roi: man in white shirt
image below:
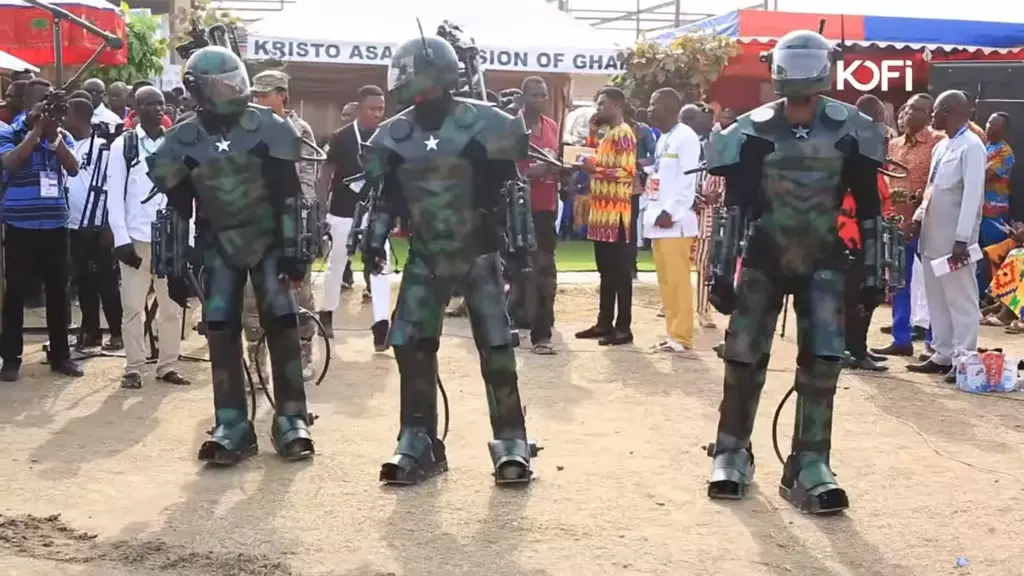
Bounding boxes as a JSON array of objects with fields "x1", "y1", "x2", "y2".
[
  {"x1": 64, "y1": 97, "x2": 123, "y2": 351},
  {"x1": 909, "y1": 90, "x2": 985, "y2": 377},
  {"x1": 644, "y1": 89, "x2": 702, "y2": 353},
  {"x1": 106, "y1": 87, "x2": 190, "y2": 390},
  {"x1": 83, "y1": 78, "x2": 123, "y2": 129}
]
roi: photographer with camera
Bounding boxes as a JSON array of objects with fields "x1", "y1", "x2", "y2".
[
  {"x1": 0, "y1": 78, "x2": 83, "y2": 381},
  {"x1": 65, "y1": 97, "x2": 124, "y2": 352}
]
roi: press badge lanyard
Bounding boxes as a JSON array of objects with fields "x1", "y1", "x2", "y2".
[{"x1": 927, "y1": 124, "x2": 968, "y2": 185}]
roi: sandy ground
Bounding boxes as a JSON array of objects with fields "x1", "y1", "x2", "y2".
[{"x1": 1, "y1": 274, "x2": 1024, "y2": 576}]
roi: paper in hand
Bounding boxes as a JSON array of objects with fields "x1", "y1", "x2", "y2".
[{"x1": 930, "y1": 244, "x2": 983, "y2": 277}]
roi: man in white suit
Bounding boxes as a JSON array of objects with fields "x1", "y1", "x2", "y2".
[{"x1": 909, "y1": 90, "x2": 985, "y2": 378}]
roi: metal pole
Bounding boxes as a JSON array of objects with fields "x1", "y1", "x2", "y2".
[
  {"x1": 53, "y1": 17, "x2": 63, "y2": 87},
  {"x1": 674, "y1": 0, "x2": 681, "y2": 27}
]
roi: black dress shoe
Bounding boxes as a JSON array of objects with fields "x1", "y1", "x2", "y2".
[
  {"x1": 944, "y1": 369, "x2": 957, "y2": 384},
  {"x1": 906, "y1": 359, "x2": 952, "y2": 374},
  {"x1": 318, "y1": 311, "x2": 334, "y2": 339},
  {"x1": 870, "y1": 343, "x2": 914, "y2": 357},
  {"x1": 880, "y1": 325, "x2": 893, "y2": 335},
  {"x1": 911, "y1": 326, "x2": 929, "y2": 342},
  {"x1": 51, "y1": 359, "x2": 84, "y2": 377},
  {"x1": 575, "y1": 324, "x2": 612, "y2": 339},
  {"x1": 866, "y1": 352, "x2": 888, "y2": 363},
  {"x1": 598, "y1": 330, "x2": 633, "y2": 346}
]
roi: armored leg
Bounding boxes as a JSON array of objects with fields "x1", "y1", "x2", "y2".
[
  {"x1": 197, "y1": 251, "x2": 257, "y2": 466},
  {"x1": 464, "y1": 253, "x2": 537, "y2": 484},
  {"x1": 780, "y1": 270, "x2": 848, "y2": 514},
  {"x1": 252, "y1": 252, "x2": 314, "y2": 461},
  {"x1": 241, "y1": 281, "x2": 268, "y2": 388},
  {"x1": 708, "y1": 267, "x2": 782, "y2": 499},
  {"x1": 380, "y1": 255, "x2": 451, "y2": 485}
]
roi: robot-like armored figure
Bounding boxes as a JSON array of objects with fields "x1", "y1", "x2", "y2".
[
  {"x1": 360, "y1": 35, "x2": 539, "y2": 485},
  {"x1": 148, "y1": 46, "x2": 314, "y2": 465},
  {"x1": 704, "y1": 31, "x2": 889, "y2": 514}
]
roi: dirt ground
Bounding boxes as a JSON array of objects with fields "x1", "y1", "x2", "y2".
[{"x1": 1, "y1": 275, "x2": 1024, "y2": 576}]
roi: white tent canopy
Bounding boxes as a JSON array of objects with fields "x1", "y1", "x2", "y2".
[
  {"x1": 0, "y1": 48, "x2": 38, "y2": 73},
  {"x1": 247, "y1": 0, "x2": 623, "y2": 75}
]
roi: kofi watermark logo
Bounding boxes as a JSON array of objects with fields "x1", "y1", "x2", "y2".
[{"x1": 836, "y1": 60, "x2": 914, "y2": 92}]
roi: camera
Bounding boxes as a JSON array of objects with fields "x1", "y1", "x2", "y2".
[
  {"x1": 41, "y1": 90, "x2": 67, "y2": 122},
  {"x1": 499, "y1": 89, "x2": 521, "y2": 115},
  {"x1": 92, "y1": 121, "x2": 125, "y2": 143}
]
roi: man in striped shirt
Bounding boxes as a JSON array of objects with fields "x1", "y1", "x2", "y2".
[{"x1": 0, "y1": 79, "x2": 84, "y2": 381}]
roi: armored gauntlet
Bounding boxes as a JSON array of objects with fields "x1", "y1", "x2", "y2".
[
  {"x1": 360, "y1": 185, "x2": 390, "y2": 276},
  {"x1": 151, "y1": 208, "x2": 193, "y2": 308},
  {"x1": 279, "y1": 196, "x2": 308, "y2": 281},
  {"x1": 859, "y1": 216, "x2": 904, "y2": 307},
  {"x1": 502, "y1": 177, "x2": 536, "y2": 258},
  {"x1": 707, "y1": 206, "x2": 747, "y2": 314}
]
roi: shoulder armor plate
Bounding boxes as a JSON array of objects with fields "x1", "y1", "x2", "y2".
[
  {"x1": 172, "y1": 121, "x2": 200, "y2": 147},
  {"x1": 705, "y1": 122, "x2": 746, "y2": 173},
  {"x1": 465, "y1": 101, "x2": 527, "y2": 162},
  {"x1": 240, "y1": 108, "x2": 262, "y2": 132},
  {"x1": 389, "y1": 117, "x2": 414, "y2": 142},
  {"x1": 823, "y1": 101, "x2": 849, "y2": 125},
  {"x1": 257, "y1": 106, "x2": 301, "y2": 161},
  {"x1": 453, "y1": 102, "x2": 478, "y2": 130}
]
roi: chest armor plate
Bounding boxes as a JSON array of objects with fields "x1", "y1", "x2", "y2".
[
  {"x1": 188, "y1": 125, "x2": 276, "y2": 269},
  {"x1": 390, "y1": 113, "x2": 480, "y2": 277},
  {"x1": 758, "y1": 127, "x2": 845, "y2": 275}
]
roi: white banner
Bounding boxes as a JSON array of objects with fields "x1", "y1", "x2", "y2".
[{"x1": 247, "y1": 36, "x2": 624, "y2": 75}]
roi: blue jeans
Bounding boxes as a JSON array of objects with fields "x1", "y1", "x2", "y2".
[{"x1": 891, "y1": 238, "x2": 931, "y2": 346}]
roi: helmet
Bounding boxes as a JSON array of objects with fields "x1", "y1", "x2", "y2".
[
  {"x1": 766, "y1": 30, "x2": 837, "y2": 98},
  {"x1": 182, "y1": 46, "x2": 250, "y2": 117},
  {"x1": 387, "y1": 35, "x2": 460, "y2": 109}
]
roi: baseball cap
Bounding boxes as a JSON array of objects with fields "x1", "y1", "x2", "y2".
[{"x1": 252, "y1": 70, "x2": 290, "y2": 93}]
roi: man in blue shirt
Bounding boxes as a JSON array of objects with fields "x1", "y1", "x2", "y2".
[{"x1": 0, "y1": 78, "x2": 84, "y2": 381}]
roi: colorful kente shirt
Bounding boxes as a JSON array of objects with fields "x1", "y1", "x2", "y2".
[
  {"x1": 585, "y1": 122, "x2": 636, "y2": 242},
  {"x1": 984, "y1": 140, "x2": 1014, "y2": 219},
  {"x1": 837, "y1": 174, "x2": 893, "y2": 251}
]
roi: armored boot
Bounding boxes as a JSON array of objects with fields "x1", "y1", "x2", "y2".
[
  {"x1": 481, "y1": 346, "x2": 539, "y2": 485},
  {"x1": 380, "y1": 345, "x2": 448, "y2": 485},
  {"x1": 707, "y1": 356, "x2": 769, "y2": 500},
  {"x1": 198, "y1": 328, "x2": 258, "y2": 466},
  {"x1": 779, "y1": 357, "x2": 848, "y2": 514},
  {"x1": 266, "y1": 325, "x2": 315, "y2": 461}
]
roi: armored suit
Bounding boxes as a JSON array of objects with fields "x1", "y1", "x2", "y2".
[
  {"x1": 704, "y1": 31, "x2": 885, "y2": 514},
  {"x1": 363, "y1": 36, "x2": 537, "y2": 486},
  {"x1": 147, "y1": 46, "x2": 314, "y2": 465}
]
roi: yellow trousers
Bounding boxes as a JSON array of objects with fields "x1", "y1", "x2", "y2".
[{"x1": 652, "y1": 237, "x2": 694, "y2": 347}]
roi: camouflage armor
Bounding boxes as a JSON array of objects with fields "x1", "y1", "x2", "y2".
[
  {"x1": 243, "y1": 111, "x2": 319, "y2": 381},
  {"x1": 147, "y1": 46, "x2": 314, "y2": 465},
  {"x1": 703, "y1": 31, "x2": 885, "y2": 514},
  {"x1": 364, "y1": 35, "x2": 538, "y2": 486}
]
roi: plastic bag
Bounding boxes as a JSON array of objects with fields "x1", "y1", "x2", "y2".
[{"x1": 955, "y1": 352, "x2": 988, "y2": 393}]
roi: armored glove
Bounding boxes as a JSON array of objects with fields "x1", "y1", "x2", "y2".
[
  {"x1": 278, "y1": 256, "x2": 308, "y2": 283},
  {"x1": 113, "y1": 243, "x2": 142, "y2": 269},
  {"x1": 362, "y1": 246, "x2": 387, "y2": 276},
  {"x1": 167, "y1": 276, "x2": 191, "y2": 309},
  {"x1": 708, "y1": 275, "x2": 737, "y2": 315}
]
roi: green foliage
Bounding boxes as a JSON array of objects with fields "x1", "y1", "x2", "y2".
[
  {"x1": 614, "y1": 34, "x2": 739, "y2": 106},
  {"x1": 90, "y1": 4, "x2": 167, "y2": 85},
  {"x1": 173, "y1": 0, "x2": 245, "y2": 47}
]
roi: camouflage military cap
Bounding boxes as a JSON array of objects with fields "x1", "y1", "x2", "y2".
[{"x1": 252, "y1": 70, "x2": 290, "y2": 93}]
